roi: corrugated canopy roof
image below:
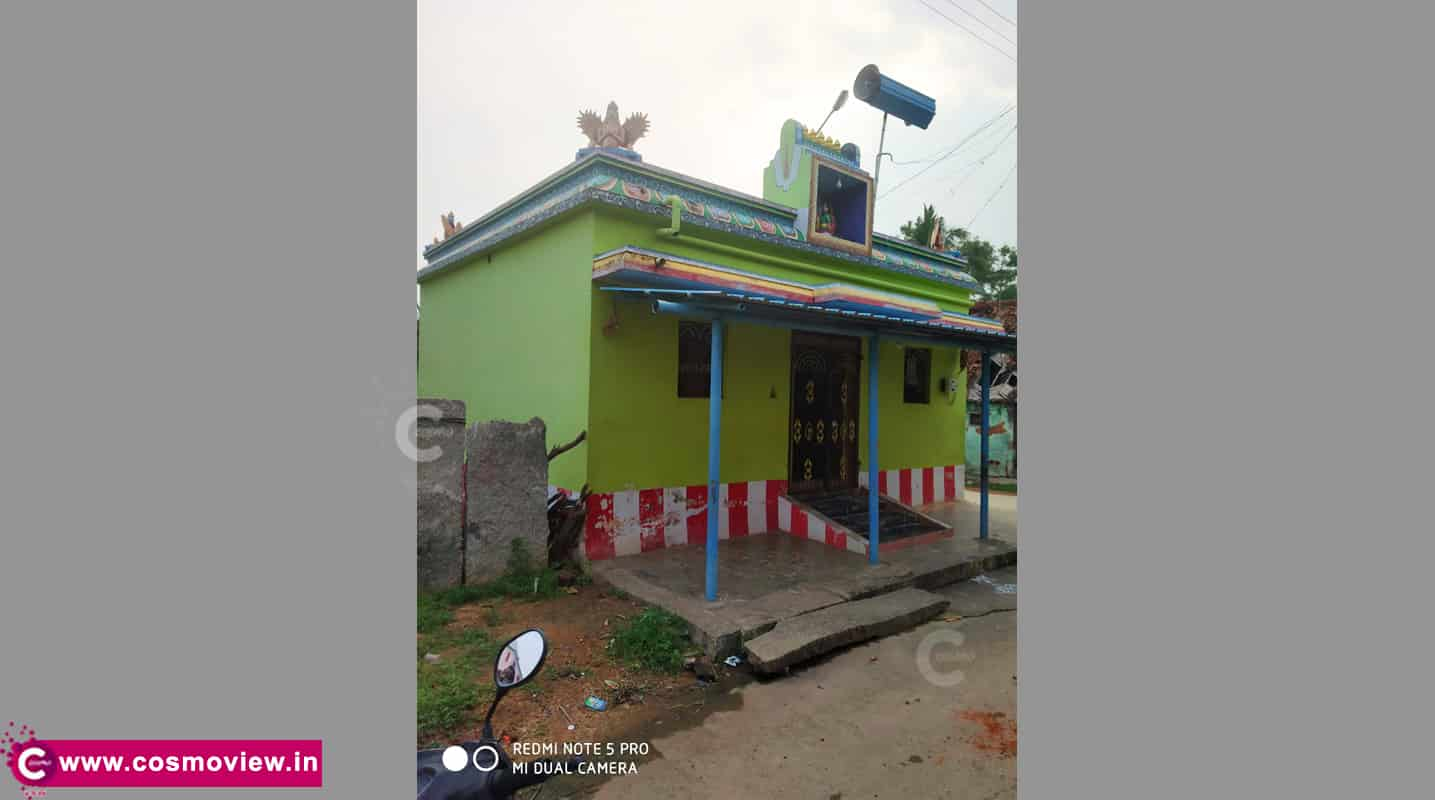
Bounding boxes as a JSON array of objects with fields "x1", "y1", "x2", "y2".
[{"x1": 594, "y1": 247, "x2": 1015, "y2": 352}]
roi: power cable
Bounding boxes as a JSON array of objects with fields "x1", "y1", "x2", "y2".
[
  {"x1": 944, "y1": 0, "x2": 1017, "y2": 47},
  {"x1": 915, "y1": 0, "x2": 1017, "y2": 63},
  {"x1": 878, "y1": 105, "x2": 1015, "y2": 199},
  {"x1": 965, "y1": 158, "x2": 1017, "y2": 229}
]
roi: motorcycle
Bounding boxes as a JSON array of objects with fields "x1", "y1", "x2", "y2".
[{"x1": 417, "y1": 629, "x2": 582, "y2": 800}]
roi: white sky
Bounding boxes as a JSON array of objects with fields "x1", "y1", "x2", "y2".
[{"x1": 417, "y1": 0, "x2": 1017, "y2": 271}]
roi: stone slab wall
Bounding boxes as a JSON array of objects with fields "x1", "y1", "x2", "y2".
[
  {"x1": 416, "y1": 398, "x2": 466, "y2": 591},
  {"x1": 464, "y1": 417, "x2": 549, "y2": 584}
]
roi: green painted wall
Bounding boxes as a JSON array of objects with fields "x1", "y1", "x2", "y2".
[
  {"x1": 859, "y1": 339, "x2": 968, "y2": 472},
  {"x1": 587, "y1": 293, "x2": 792, "y2": 493},
  {"x1": 418, "y1": 201, "x2": 975, "y2": 496},
  {"x1": 586, "y1": 292, "x2": 969, "y2": 493},
  {"x1": 417, "y1": 213, "x2": 595, "y2": 490}
]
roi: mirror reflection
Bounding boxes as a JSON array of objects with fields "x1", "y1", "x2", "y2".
[{"x1": 495, "y1": 630, "x2": 546, "y2": 688}]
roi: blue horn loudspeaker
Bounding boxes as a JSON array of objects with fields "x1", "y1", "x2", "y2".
[{"x1": 853, "y1": 64, "x2": 936, "y2": 129}]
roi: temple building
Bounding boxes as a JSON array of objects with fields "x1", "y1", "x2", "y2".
[{"x1": 417, "y1": 103, "x2": 1015, "y2": 590}]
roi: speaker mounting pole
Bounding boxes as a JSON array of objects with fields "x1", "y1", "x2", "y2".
[{"x1": 874, "y1": 111, "x2": 890, "y2": 190}]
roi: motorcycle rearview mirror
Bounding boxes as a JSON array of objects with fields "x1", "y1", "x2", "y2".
[
  {"x1": 495, "y1": 629, "x2": 547, "y2": 689},
  {"x1": 481, "y1": 629, "x2": 548, "y2": 738}
]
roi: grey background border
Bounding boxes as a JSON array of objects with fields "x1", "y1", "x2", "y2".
[
  {"x1": 1, "y1": 2, "x2": 414, "y2": 798},
  {"x1": 3, "y1": 1, "x2": 1433, "y2": 798},
  {"x1": 1023, "y1": 1, "x2": 1432, "y2": 796}
]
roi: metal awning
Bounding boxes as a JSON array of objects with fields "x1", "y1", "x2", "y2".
[
  {"x1": 603, "y1": 287, "x2": 1014, "y2": 353},
  {"x1": 595, "y1": 247, "x2": 1015, "y2": 353}
]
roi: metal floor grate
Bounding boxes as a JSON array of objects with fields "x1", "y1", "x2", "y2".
[{"x1": 795, "y1": 489, "x2": 944, "y2": 542}]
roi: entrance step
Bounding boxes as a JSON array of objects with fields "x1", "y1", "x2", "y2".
[
  {"x1": 743, "y1": 587, "x2": 949, "y2": 674},
  {"x1": 782, "y1": 490, "x2": 955, "y2": 557}
]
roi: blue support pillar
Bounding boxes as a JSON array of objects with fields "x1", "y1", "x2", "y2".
[
  {"x1": 867, "y1": 334, "x2": 881, "y2": 563},
  {"x1": 705, "y1": 319, "x2": 724, "y2": 601},
  {"x1": 980, "y1": 350, "x2": 991, "y2": 540}
]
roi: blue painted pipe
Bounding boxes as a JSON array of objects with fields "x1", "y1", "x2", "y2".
[
  {"x1": 705, "y1": 318, "x2": 724, "y2": 601},
  {"x1": 868, "y1": 334, "x2": 880, "y2": 563},
  {"x1": 980, "y1": 351, "x2": 990, "y2": 540}
]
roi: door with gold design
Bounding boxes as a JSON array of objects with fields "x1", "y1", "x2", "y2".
[{"x1": 788, "y1": 332, "x2": 861, "y2": 496}]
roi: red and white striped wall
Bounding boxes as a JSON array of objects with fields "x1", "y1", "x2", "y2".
[
  {"x1": 858, "y1": 465, "x2": 965, "y2": 506},
  {"x1": 574, "y1": 465, "x2": 963, "y2": 561},
  {"x1": 775, "y1": 495, "x2": 867, "y2": 556},
  {"x1": 581, "y1": 480, "x2": 789, "y2": 561}
]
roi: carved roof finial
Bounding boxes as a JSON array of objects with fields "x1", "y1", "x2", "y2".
[{"x1": 577, "y1": 101, "x2": 649, "y2": 149}]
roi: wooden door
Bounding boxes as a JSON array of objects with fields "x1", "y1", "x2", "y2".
[{"x1": 789, "y1": 332, "x2": 861, "y2": 496}]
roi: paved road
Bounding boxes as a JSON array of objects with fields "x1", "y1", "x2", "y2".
[{"x1": 587, "y1": 565, "x2": 1018, "y2": 800}]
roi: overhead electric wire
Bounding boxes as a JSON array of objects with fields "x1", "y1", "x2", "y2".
[
  {"x1": 972, "y1": 0, "x2": 1017, "y2": 29},
  {"x1": 877, "y1": 105, "x2": 1016, "y2": 200},
  {"x1": 943, "y1": 124, "x2": 1017, "y2": 198},
  {"x1": 888, "y1": 108, "x2": 1017, "y2": 167},
  {"x1": 965, "y1": 158, "x2": 1017, "y2": 229},
  {"x1": 944, "y1": 0, "x2": 1017, "y2": 47},
  {"x1": 915, "y1": 0, "x2": 1017, "y2": 63}
]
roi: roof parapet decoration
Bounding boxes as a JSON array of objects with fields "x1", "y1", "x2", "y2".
[
  {"x1": 431, "y1": 211, "x2": 464, "y2": 246},
  {"x1": 419, "y1": 154, "x2": 978, "y2": 290},
  {"x1": 576, "y1": 101, "x2": 648, "y2": 163},
  {"x1": 766, "y1": 119, "x2": 862, "y2": 196}
]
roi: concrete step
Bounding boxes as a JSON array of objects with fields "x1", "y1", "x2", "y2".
[{"x1": 743, "y1": 587, "x2": 950, "y2": 674}]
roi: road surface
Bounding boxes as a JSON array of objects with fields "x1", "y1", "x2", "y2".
[{"x1": 584, "y1": 564, "x2": 1018, "y2": 800}]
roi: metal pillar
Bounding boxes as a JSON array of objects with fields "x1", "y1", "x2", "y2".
[
  {"x1": 705, "y1": 319, "x2": 724, "y2": 601},
  {"x1": 980, "y1": 350, "x2": 991, "y2": 540},
  {"x1": 867, "y1": 334, "x2": 881, "y2": 563}
]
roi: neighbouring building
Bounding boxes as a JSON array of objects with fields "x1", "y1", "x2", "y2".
[
  {"x1": 965, "y1": 300, "x2": 1016, "y2": 481},
  {"x1": 417, "y1": 104, "x2": 1015, "y2": 566}
]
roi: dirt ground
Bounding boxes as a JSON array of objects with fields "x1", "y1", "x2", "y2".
[{"x1": 440, "y1": 584, "x2": 747, "y2": 754}]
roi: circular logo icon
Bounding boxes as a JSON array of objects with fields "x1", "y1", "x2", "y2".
[
  {"x1": 12, "y1": 742, "x2": 57, "y2": 786},
  {"x1": 915, "y1": 629, "x2": 968, "y2": 688}
]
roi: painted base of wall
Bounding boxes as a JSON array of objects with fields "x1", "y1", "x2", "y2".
[
  {"x1": 580, "y1": 480, "x2": 789, "y2": 561},
  {"x1": 775, "y1": 494, "x2": 956, "y2": 558},
  {"x1": 574, "y1": 465, "x2": 964, "y2": 562},
  {"x1": 858, "y1": 465, "x2": 965, "y2": 507}
]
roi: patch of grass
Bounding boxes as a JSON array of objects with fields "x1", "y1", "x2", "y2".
[
  {"x1": 418, "y1": 541, "x2": 561, "y2": 637},
  {"x1": 418, "y1": 594, "x2": 454, "y2": 635},
  {"x1": 484, "y1": 606, "x2": 503, "y2": 627},
  {"x1": 425, "y1": 541, "x2": 561, "y2": 610},
  {"x1": 609, "y1": 607, "x2": 690, "y2": 673},
  {"x1": 416, "y1": 627, "x2": 499, "y2": 744},
  {"x1": 417, "y1": 657, "x2": 483, "y2": 743}
]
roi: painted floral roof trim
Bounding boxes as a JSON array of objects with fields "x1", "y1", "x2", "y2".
[
  {"x1": 417, "y1": 153, "x2": 980, "y2": 290},
  {"x1": 593, "y1": 246, "x2": 1008, "y2": 336}
]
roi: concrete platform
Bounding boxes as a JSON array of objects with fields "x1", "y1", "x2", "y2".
[
  {"x1": 591, "y1": 513, "x2": 1015, "y2": 658},
  {"x1": 744, "y1": 587, "x2": 950, "y2": 674},
  {"x1": 592, "y1": 534, "x2": 915, "y2": 658}
]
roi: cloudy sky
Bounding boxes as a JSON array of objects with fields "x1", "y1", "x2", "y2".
[{"x1": 417, "y1": 0, "x2": 1017, "y2": 270}]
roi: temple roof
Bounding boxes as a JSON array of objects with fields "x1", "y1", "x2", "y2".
[{"x1": 418, "y1": 152, "x2": 980, "y2": 290}]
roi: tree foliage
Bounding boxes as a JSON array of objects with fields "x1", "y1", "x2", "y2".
[{"x1": 899, "y1": 204, "x2": 1016, "y2": 300}]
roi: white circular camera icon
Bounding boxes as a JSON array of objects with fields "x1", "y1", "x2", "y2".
[{"x1": 440, "y1": 744, "x2": 500, "y2": 773}]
